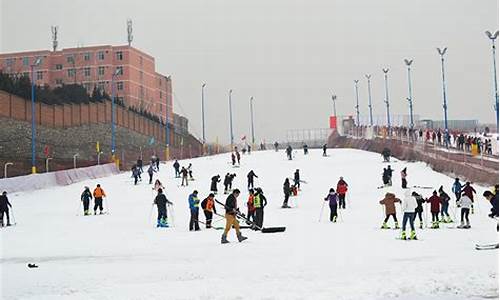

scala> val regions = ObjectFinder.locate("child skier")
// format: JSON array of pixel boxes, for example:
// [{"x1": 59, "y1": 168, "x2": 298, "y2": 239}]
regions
[
  {"x1": 154, "y1": 188, "x2": 173, "y2": 227},
  {"x1": 221, "y1": 189, "x2": 248, "y2": 244},
  {"x1": 80, "y1": 186, "x2": 92, "y2": 216},
  {"x1": 324, "y1": 188, "x2": 338, "y2": 222},
  {"x1": 0, "y1": 191, "x2": 12, "y2": 227},
  {"x1": 379, "y1": 192, "x2": 401, "y2": 229},
  {"x1": 93, "y1": 184, "x2": 106, "y2": 215},
  {"x1": 427, "y1": 190, "x2": 441, "y2": 228},
  {"x1": 457, "y1": 192, "x2": 473, "y2": 229},
  {"x1": 412, "y1": 191, "x2": 426, "y2": 229},
  {"x1": 247, "y1": 189, "x2": 256, "y2": 224},
  {"x1": 201, "y1": 193, "x2": 217, "y2": 229},
  {"x1": 439, "y1": 186, "x2": 452, "y2": 223},
  {"x1": 401, "y1": 189, "x2": 418, "y2": 240},
  {"x1": 187, "y1": 163, "x2": 194, "y2": 180},
  {"x1": 188, "y1": 190, "x2": 200, "y2": 231},
  {"x1": 282, "y1": 178, "x2": 291, "y2": 208},
  {"x1": 336, "y1": 177, "x2": 348, "y2": 209}
]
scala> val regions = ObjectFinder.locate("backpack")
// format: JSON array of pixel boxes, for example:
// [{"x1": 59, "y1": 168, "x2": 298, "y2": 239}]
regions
[{"x1": 201, "y1": 198, "x2": 208, "y2": 210}]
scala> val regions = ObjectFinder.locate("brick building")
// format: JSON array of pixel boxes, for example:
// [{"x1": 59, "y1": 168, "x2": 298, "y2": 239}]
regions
[{"x1": 0, "y1": 45, "x2": 172, "y2": 120}]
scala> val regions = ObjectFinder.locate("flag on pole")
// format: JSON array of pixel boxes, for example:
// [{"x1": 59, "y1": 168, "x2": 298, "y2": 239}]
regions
[{"x1": 96, "y1": 141, "x2": 100, "y2": 153}]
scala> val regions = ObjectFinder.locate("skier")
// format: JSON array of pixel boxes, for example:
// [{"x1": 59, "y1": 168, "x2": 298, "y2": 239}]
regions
[
  {"x1": 181, "y1": 167, "x2": 189, "y2": 186},
  {"x1": 253, "y1": 187, "x2": 268, "y2": 229},
  {"x1": 439, "y1": 186, "x2": 452, "y2": 223},
  {"x1": 483, "y1": 190, "x2": 499, "y2": 231},
  {"x1": 379, "y1": 192, "x2": 401, "y2": 229},
  {"x1": 223, "y1": 173, "x2": 231, "y2": 194},
  {"x1": 412, "y1": 191, "x2": 426, "y2": 229},
  {"x1": 303, "y1": 144, "x2": 308, "y2": 155},
  {"x1": 154, "y1": 188, "x2": 173, "y2": 227},
  {"x1": 401, "y1": 189, "x2": 418, "y2": 240},
  {"x1": 336, "y1": 177, "x2": 348, "y2": 209},
  {"x1": 457, "y1": 192, "x2": 473, "y2": 228},
  {"x1": 235, "y1": 149, "x2": 241, "y2": 165},
  {"x1": 427, "y1": 190, "x2": 441, "y2": 228},
  {"x1": 386, "y1": 166, "x2": 393, "y2": 186},
  {"x1": 322, "y1": 144, "x2": 327, "y2": 157},
  {"x1": 0, "y1": 191, "x2": 12, "y2": 227},
  {"x1": 155, "y1": 156, "x2": 160, "y2": 171},
  {"x1": 188, "y1": 190, "x2": 201, "y2": 231},
  {"x1": 282, "y1": 178, "x2": 291, "y2": 208},
  {"x1": 137, "y1": 157, "x2": 143, "y2": 173},
  {"x1": 201, "y1": 193, "x2": 217, "y2": 229},
  {"x1": 147, "y1": 164, "x2": 156, "y2": 184},
  {"x1": 451, "y1": 178, "x2": 463, "y2": 201},
  {"x1": 80, "y1": 186, "x2": 92, "y2": 216},
  {"x1": 231, "y1": 153, "x2": 236, "y2": 166},
  {"x1": 274, "y1": 141, "x2": 279, "y2": 152},
  {"x1": 294, "y1": 169, "x2": 301, "y2": 190},
  {"x1": 401, "y1": 167, "x2": 408, "y2": 189},
  {"x1": 132, "y1": 165, "x2": 140, "y2": 185},
  {"x1": 247, "y1": 189, "x2": 256, "y2": 224},
  {"x1": 324, "y1": 188, "x2": 338, "y2": 222},
  {"x1": 187, "y1": 163, "x2": 194, "y2": 180},
  {"x1": 286, "y1": 145, "x2": 293, "y2": 160},
  {"x1": 93, "y1": 184, "x2": 106, "y2": 215},
  {"x1": 247, "y1": 170, "x2": 258, "y2": 190},
  {"x1": 247, "y1": 144, "x2": 251, "y2": 154},
  {"x1": 382, "y1": 168, "x2": 389, "y2": 186},
  {"x1": 210, "y1": 175, "x2": 221, "y2": 194},
  {"x1": 221, "y1": 189, "x2": 248, "y2": 244},
  {"x1": 173, "y1": 160, "x2": 180, "y2": 178},
  {"x1": 228, "y1": 173, "x2": 236, "y2": 191},
  {"x1": 461, "y1": 182, "x2": 477, "y2": 214}
]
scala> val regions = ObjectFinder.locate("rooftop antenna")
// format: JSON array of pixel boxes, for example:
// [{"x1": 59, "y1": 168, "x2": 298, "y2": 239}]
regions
[
  {"x1": 51, "y1": 25, "x2": 58, "y2": 51},
  {"x1": 127, "y1": 19, "x2": 133, "y2": 46}
]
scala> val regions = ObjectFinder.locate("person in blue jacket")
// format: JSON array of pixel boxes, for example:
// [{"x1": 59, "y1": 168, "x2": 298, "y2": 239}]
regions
[
  {"x1": 324, "y1": 188, "x2": 338, "y2": 222},
  {"x1": 188, "y1": 190, "x2": 201, "y2": 231},
  {"x1": 452, "y1": 178, "x2": 463, "y2": 201}
]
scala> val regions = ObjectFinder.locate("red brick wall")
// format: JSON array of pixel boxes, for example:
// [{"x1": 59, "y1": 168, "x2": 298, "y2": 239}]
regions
[
  {"x1": 54, "y1": 106, "x2": 63, "y2": 127},
  {"x1": 63, "y1": 104, "x2": 72, "y2": 127},
  {"x1": 40, "y1": 103, "x2": 54, "y2": 127},
  {"x1": 81, "y1": 104, "x2": 89, "y2": 125}
]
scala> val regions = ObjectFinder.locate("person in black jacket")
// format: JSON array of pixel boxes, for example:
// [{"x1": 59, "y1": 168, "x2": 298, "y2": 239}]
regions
[
  {"x1": 0, "y1": 191, "x2": 12, "y2": 227},
  {"x1": 154, "y1": 188, "x2": 173, "y2": 227},
  {"x1": 223, "y1": 173, "x2": 231, "y2": 194},
  {"x1": 282, "y1": 178, "x2": 291, "y2": 208},
  {"x1": 211, "y1": 175, "x2": 221, "y2": 194},
  {"x1": 286, "y1": 145, "x2": 293, "y2": 160},
  {"x1": 173, "y1": 160, "x2": 180, "y2": 178},
  {"x1": 483, "y1": 190, "x2": 499, "y2": 231},
  {"x1": 137, "y1": 158, "x2": 143, "y2": 173},
  {"x1": 247, "y1": 170, "x2": 258, "y2": 190},
  {"x1": 81, "y1": 186, "x2": 93, "y2": 216},
  {"x1": 322, "y1": 144, "x2": 327, "y2": 156},
  {"x1": 412, "y1": 191, "x2": 425, "y2": 229},
  {"x1": 222, "y1": 189, "x2": 247, "y2": 244},
  {"x1": 294, "y1": 169, "x2": 301, "y2": 190}
]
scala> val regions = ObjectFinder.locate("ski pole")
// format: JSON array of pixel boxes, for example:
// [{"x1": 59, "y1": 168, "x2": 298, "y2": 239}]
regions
[{"x1": 319, "y1": 200, "x2": 326, "y2": 222}]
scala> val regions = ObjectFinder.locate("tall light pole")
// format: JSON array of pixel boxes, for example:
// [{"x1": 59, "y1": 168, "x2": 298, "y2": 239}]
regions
[
  {"x1": 30, "y1": 57, "x2": 42, "y2": 174},
  {"x1": 486, "y1": 30, "x2": 499, "y2": 133},
  {"x1": 365, "y1": 74, "x2": 374, "y2": 126},
  {"x1": 250, "y1": 96, "x2": 255, "y2": 147},
  {"x1": 404, "y1": 59, "x2": 415, "y2": 129},
  {"x1": 111, "y1": 69, "x2": 120, "y2": 161},
  {"x1": 331, "y1": 95, "x2": 337, "y2": 117},
  {"x1": 229, "y1": 89, "x2": 234, "y2": 149},
  {"x1": 382, "y1": 68, "x2": 391, "y2": 130},
  {"x1": 437, "y1": 47, "x2": 449, "y2": 146},
  {"x1": 45, "y1": 157, "x2": 52, "y2": 172},
  {"x1": 73, "y1": 153, "x2": 79, "y2": 169},
  {"x1": 201, "y1": 83, "x2": 206, "y2": 145},
  {"x1": 165, "y1": 76, "x2": 171, "y2": 161},
  {"x1": 354, "y1": 80, "x2": 360, "y2": 125}
]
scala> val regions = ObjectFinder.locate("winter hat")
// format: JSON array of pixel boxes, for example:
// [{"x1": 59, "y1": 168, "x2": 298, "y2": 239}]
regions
[
  {"x1": 329, "y1": 188, "x2": 335, "y2": 193},
  {"x1": 158, "y1": 188, "x2": 163, "y2": 194},
  {"x1": 209, "y1": 193, "x2": 215, "y2": 198},
  {"x1": 233, "y1": 189, "x2": 241, "y2": 194}
]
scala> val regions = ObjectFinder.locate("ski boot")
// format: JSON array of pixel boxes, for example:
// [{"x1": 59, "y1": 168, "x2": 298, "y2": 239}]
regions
[
  {"x1": 237, "y1": 232, "x2": 248, "y2": 242},
  {"x1": 464, "y1": 221, "x2": 471, "y2": 229},
  {"x1": 457, "y1": 221, "x2": 464, "y2": 229},
  {"x1": 394, "y1": 221, "x2": 400, "y2": 230},
  {"x1": 400, "y1": 231, "x2": 407, "y2": 240},
  {"x1": 409, "y1": 230, "x2": 417, "y2": 240},
  {"x1": 221, "y1": 234, "x2": 229, "y2": 244},
  {"x1": 333, "y1": 216, "x2": 337, "y2": 223},
  {"x1": 381, "y1": 222, "x2": 389, "y2": 229},
  {"x1": 432, "y1": 221, "x2": 440, "y2": 229}
]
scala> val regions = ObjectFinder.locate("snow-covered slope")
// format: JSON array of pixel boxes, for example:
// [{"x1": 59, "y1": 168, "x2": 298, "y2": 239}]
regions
[{"x1": 1, "y1": 149, "x2": 498, "y2": 300}]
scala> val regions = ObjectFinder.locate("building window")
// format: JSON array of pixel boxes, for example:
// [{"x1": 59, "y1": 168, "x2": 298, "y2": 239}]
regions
[
  {"x1": 55, "y1": 79, "x2": 63, "y2": 85},
  {"x1": 97, "y1": 81, "x2": 105, "y2": 91},
  {"x1": 116, "y1": 51, "x2": 123, "y2": 60},
  {"x1": 84, "y1": 52, "x2": 91, "y2": 61},
  {"x1": 116, "y1": 66, "x2": 123, "y2": 75},
  {"x1": 36, "y1": 71, "x2": 43, "y2": 80},
  {"x1": 98, "y1": 66, "x2": 105, "y2": 76},
  {"x1": 23, "y1": 57, "x2": 29, "y2": 66},
  {"x1": 5, "y1": 58, "x2": 14, "y2": 67},
  {"x1": 67, "y1": 55, "x2": 75, "y2": 64},
  {"x1": 97, "y1": 51, "x2": 105, "y2": 60},
  {"x1": 117, "y1": 81, "x2": 124, "y2": 90},
  {"x1": 84, "y1": 67, "x2": 91, "y2": 77},
  {"x1": 55, "y1": 64, "x2": 63, "y2": 70},
  {"x1": 67, "y1": 68, "x2": 76, "y2": 77}
]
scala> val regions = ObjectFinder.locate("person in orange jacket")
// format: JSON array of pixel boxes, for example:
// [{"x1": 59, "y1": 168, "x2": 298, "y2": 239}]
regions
[
  {"x1": 93, "y1": 184, "x2": 106, "y2": 215},
  {"x1": 246, "y1": 189, "x2": 256, "y2": 224}
]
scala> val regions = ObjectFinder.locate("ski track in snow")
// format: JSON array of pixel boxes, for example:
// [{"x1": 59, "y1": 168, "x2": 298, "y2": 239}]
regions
[{"x1": 0, "y1": 149, "x2": 498, "y2": 300}]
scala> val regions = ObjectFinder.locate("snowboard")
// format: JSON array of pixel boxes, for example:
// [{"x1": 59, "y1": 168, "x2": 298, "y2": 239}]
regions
[{"x1": 475, "y1": 243, "x2": 499, "y2": 250}]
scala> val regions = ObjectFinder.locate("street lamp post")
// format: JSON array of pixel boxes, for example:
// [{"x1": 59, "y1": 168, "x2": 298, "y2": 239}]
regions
[
  {"x1": 404, "y1": 59, "x2": 415, "y2": 129},
  {"x1": 73, "y1": 153, "x2": 79, "y2": 169},
  {"x1": 486, "y1": 30, "x2": 499, "y2": 133},
  {"x1": 30, "y1": 58, "x2": 42, "y2": 174},
  {"x1": 164, "y1": 76, "x2": 171, "y2": 161},
  {"x1": 365, "y1": 74, "x2": 374, "y2": 126},
  {"x1": 354, "y1": 80, "x2": 360, "y2": 126},
  {"x1": 229, "y1": 89, "x2": 234, "y2": 149},
  {"x1": 45, "y1": 157, "x2": 52, "y2": 172},
  {"x1": 382, "y1": 69, "x2": 391, "y2": 132},
  {"x1": 4, "y1": 162, "x2": 13, "y2": 178},
  {"x1": 201, "y1": 83, "x2": 206, "y2": 145},
  {"x1": 437, "y1": 47, "x2": 449, "y2": 147},
  {"x1": 97, "y1": 151, "x2": 103, "y2": 165},
  {"x1": 250, "y1": 96, "x2": 255, "y2": 147},
  {"x1": 331, "y1": 95, "x2": 337, "y2": 117}
]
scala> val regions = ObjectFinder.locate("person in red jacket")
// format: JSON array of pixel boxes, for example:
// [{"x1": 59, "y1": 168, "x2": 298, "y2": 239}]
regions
[
  {"x1": 461, "y1": 182, "x2": 477, "y2": 214},
  {"x1": 427, "y1": 190, "x2": 441, "y2": 228},
  {"x1": 336, "y1": 177, "x2": 348, "y2": 209}
]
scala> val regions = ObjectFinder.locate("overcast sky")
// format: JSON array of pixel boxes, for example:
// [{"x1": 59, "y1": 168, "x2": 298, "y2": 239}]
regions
[{"x1": 1, "y1": 0, "x2": 498, "y2": 143}]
